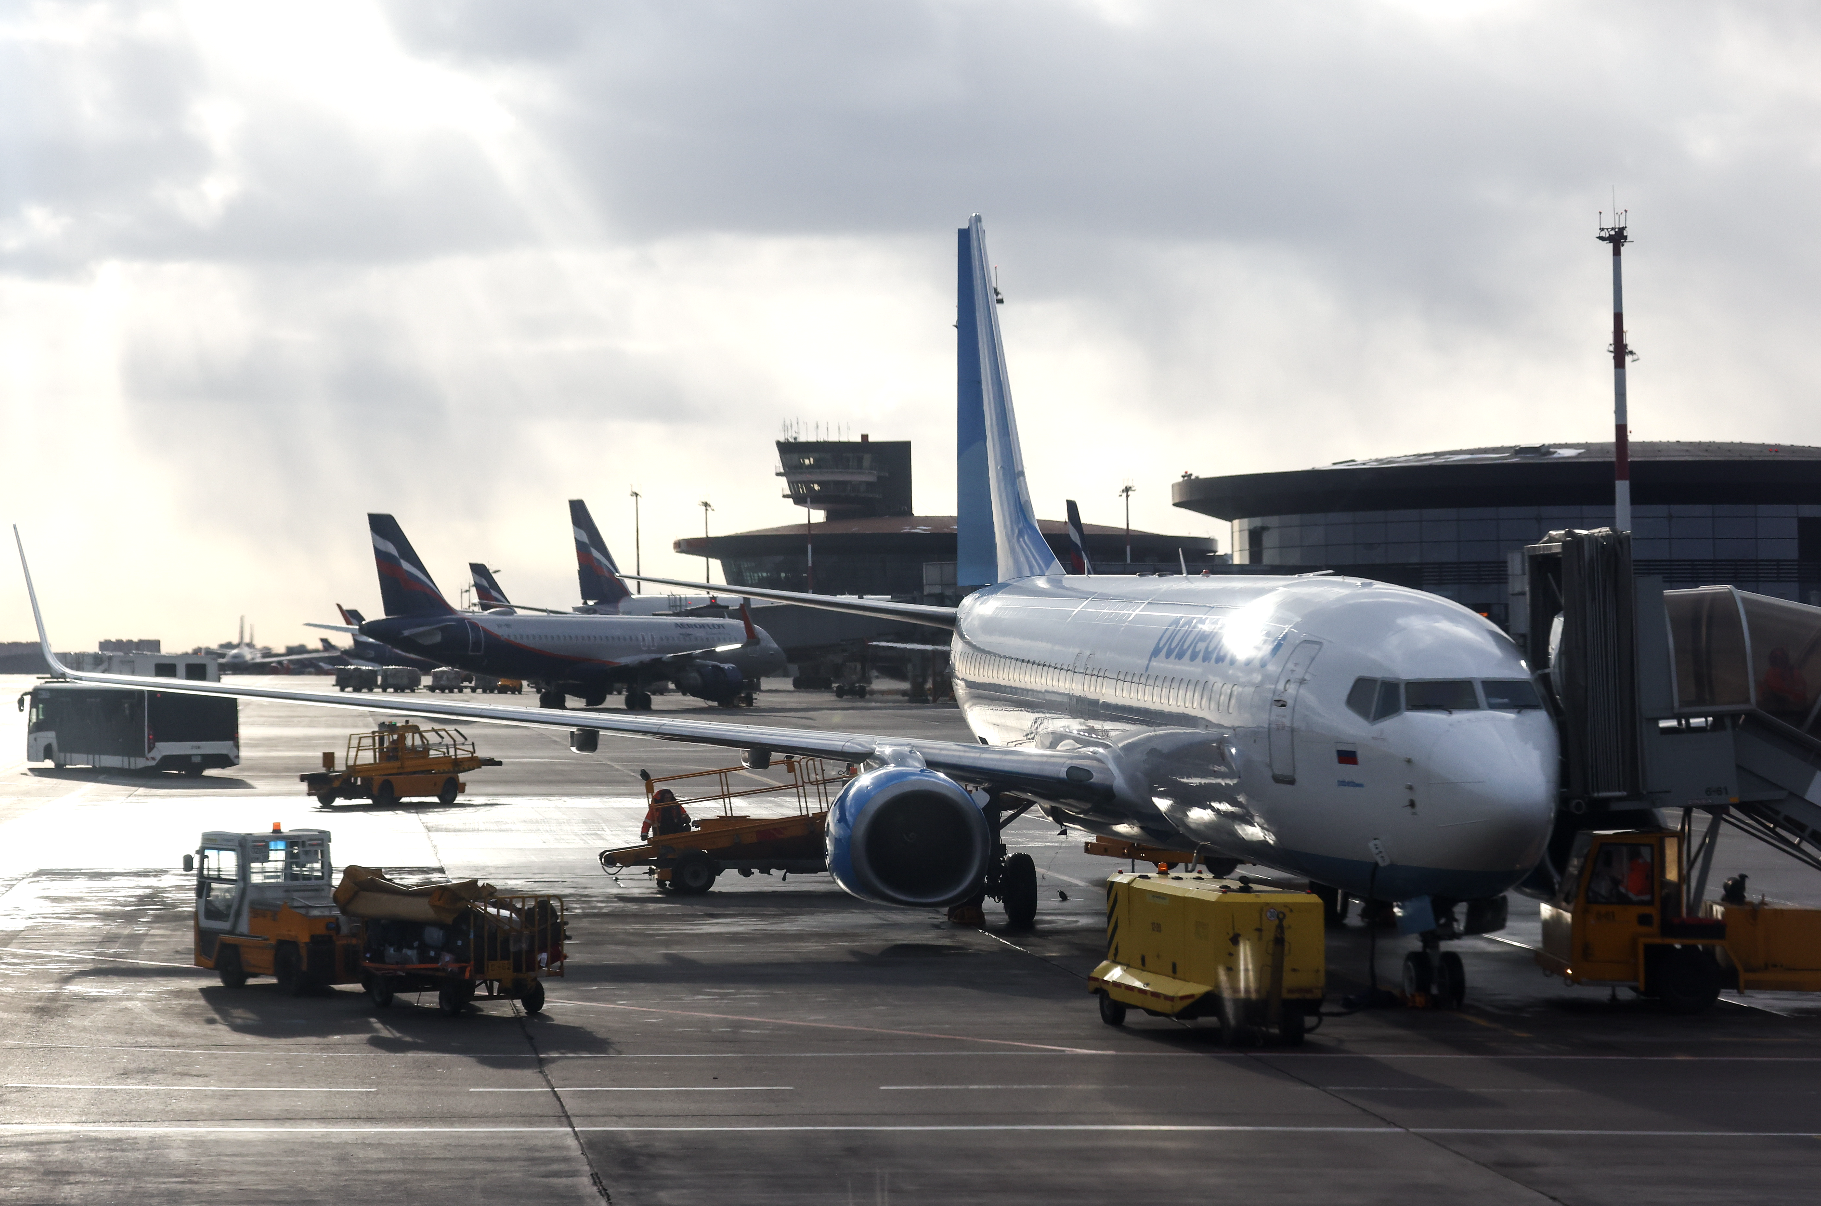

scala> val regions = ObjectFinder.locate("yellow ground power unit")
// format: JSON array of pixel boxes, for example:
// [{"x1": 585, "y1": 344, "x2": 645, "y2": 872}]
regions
[{"x1": 1091, "y1": 872, "x2": 1324, "y2": 1044}]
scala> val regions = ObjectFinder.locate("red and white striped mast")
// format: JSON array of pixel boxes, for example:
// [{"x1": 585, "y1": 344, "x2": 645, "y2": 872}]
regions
[{"x1": 1597, "y1": 210, "x2": 1636, "y2": 532}]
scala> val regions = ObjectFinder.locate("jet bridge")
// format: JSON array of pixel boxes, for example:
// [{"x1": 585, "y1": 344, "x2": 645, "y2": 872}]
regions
[{"x1": 1523, "y1": 528, "x2": 1821, "y2": 900}]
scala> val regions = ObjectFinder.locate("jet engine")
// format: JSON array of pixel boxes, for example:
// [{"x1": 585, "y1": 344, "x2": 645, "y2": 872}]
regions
[
  {"x1": 675, "y1": 661, "x2": 744, "y2": 703},
  {"x1": 826, "y1": 766, "x2": 992, "y2": 907}
]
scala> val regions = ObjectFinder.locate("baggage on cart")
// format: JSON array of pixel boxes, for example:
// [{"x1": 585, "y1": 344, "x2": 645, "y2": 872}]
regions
[{"x1": 335, "y1": 866, "x2": 567, "y2": 1016}]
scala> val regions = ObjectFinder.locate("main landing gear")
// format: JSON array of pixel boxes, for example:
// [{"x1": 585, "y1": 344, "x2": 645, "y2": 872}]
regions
[
  {"x1": 623, "y1": 689, "x2": 653, "y2": 711},
  {"x1": 1403, "y1": 940, "x2": 1466, "y2": 1010},
  {"x1": 538, "y1": 690, "x2": 567, "y2": 709}
]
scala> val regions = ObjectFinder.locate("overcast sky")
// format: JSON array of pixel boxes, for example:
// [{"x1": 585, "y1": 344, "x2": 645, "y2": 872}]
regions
[{"x1": 5, "y1": 0, "x2": 1819, "y2": 649}]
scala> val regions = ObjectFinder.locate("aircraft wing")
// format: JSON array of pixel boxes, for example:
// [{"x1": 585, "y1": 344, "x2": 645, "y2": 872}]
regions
[
  {"x1": 15, "y1": 530, "x2": 1111, "y2": 807},
  {"x1": 622, "y1": 574, "x2": 956, "y2": 630}
]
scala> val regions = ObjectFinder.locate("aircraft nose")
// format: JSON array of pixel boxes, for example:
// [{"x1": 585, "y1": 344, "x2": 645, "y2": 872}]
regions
[{"x1": 1420, "y1": 716, "x2": 1557, "y2": 880}]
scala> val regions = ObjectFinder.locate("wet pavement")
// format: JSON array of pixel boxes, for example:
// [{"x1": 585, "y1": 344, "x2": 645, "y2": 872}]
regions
[{"x1": 2, "y1": 674, "x2": 1819, "y2": 1204}]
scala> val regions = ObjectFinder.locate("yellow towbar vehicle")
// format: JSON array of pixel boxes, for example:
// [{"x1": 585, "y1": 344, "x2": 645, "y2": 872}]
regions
[
  {"x1": 301, "y1": 722, "x2": 501, "y2": 806},
  {"x1": 1091, "y1": 871, "x2": 1324, "y2": 1044}
]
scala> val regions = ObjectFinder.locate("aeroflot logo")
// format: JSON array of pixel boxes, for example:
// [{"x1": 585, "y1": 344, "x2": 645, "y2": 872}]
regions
[
  {"x1": 1146, "y1": 617, "x2": 1288, "y2": 670},
  {"x1": 372, "y1": 534, "x2": 438, "y2": 592}
]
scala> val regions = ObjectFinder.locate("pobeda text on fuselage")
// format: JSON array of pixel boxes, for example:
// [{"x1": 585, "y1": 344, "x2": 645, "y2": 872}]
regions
[{"x1": 947, "y1": 572, "x2": 1556, "y2": 903}]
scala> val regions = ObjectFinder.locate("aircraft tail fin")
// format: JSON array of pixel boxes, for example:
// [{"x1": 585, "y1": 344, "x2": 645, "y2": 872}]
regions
[
  {"x1": 569, "y1": 499, "x2": 631, "y2": 612},
  {"x1": 367, "y1": 514, "x2": 455, "y2": 618},
  {"x1": 962, "y1": 215, "x2": 1062, "y2": 582},
  {"x1": 1064, "y1": 500, "x2": 1094, "y2": 575},
  {"x1": 469, "y1": 563, "x2": 511, "y2": 609}
]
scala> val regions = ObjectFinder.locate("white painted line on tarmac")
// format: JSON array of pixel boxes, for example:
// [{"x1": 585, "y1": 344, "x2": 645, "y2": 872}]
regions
[
  {"x1": 547, "y1": 997, "x2": 1113, "y2": 1054},
  {"x1": 0, "y1": 950, "x2": 199, "y2": 969},
  {"x1": 1322, "y1": 1086, "x2": 1571, "y2": 1093},
  {"x1": 0, "y1": 1123, "x2": 1817, "y2": 1138},
  {"x1": 472, "y1": 1086, "x2": 794, "y2": 1093},
  {"x1": 6, "y1": 1084, "x2": 378, "y2": 1092},
  {"x1": 880, "y1": 1085, "x2": 1131, "y2": 1091}
]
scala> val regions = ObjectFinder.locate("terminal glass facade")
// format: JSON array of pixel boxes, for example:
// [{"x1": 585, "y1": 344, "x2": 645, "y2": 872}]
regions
[{"x1": 1233, "y1": 504, "x2": 1821, "y2": 630}]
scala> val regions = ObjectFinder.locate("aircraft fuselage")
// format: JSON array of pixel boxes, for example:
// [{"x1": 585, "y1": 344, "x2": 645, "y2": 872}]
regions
[{"x1": 950, "y1": 573, "x2": 1557, "y2": 903}]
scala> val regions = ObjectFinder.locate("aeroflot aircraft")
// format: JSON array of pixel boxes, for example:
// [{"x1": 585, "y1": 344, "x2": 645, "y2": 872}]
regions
[
  {"x1": 361, "y1": 513, "x2": 786, "y2": 709},
  {"x1": 15, "y1": 215, "x2": 1556, "y2": 1002}
]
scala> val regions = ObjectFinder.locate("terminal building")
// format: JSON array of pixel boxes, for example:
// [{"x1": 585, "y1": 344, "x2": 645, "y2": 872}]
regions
[
  {"x1": 681, "y1": 435, "x2": 1219, "y2": 602},
  {"x1": 1171, "y1": 441, "x2": 1821, "y2": 633}
]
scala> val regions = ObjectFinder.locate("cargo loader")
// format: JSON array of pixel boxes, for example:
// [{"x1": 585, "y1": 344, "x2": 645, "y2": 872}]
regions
[{"x1": 600, "y1": 757, "x2": 855, "y2": 894}]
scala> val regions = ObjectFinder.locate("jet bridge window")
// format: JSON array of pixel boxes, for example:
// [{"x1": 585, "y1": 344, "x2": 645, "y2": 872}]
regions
[
  {"x1": 1345, "y1": 678, "x2": 1404, "y2": 723},
  {"x1": 1405, "y1": 680, "x2": 1480, "y2": 712}
]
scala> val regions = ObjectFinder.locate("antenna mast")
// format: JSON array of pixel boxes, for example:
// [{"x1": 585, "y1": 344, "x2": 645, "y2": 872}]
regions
[{"x1": 1597, "y1": 209, "x2": 1636, "y2": 532}]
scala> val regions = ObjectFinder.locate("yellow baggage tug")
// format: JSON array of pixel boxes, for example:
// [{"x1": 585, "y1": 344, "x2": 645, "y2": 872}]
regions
[
  {"x1": 1091, "y1": 871, "x2": 1324, "y2": 1044},
  {"x1": 301, "y1": 721, "x2": 500, "y2": 806},
  {"x1": 191, "y1": 826, "x2": 366, "y2": 991}
]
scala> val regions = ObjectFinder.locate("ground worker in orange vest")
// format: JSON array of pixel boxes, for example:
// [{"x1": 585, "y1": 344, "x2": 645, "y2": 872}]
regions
[{"x1": 641, "y1": 788, "x2": 693, "y2": 840}]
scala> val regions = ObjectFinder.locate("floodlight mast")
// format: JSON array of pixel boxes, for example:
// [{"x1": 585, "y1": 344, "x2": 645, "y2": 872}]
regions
[{"x1": 1597, "y1": 210, "x2": 1636, "y2": 532}]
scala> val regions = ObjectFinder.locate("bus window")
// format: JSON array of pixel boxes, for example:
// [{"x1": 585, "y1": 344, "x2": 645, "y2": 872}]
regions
[{"x1": 198, "y1": 848, "x2": 240, "y2": 923}]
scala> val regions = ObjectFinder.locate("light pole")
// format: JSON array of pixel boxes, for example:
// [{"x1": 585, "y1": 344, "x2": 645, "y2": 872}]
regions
[
  {"x1": 1119, "y1": 483, "x2": 1135, "y2": 564},
  {"x1": 699, "y1": 500, "x2": 714, "y2": 583},
  {"x1": 1597, "y1": 210, "x2": 1637, "y2": 532},
  {"x1": 629, "y1": 488, "x2": 642, "y2": 594}
]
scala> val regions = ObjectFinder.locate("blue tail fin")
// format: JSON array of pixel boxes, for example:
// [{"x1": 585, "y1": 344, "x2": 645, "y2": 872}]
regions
[
  {"x1": 1064, "y1": 500, "x2": 1094, "y2": 575},
  {"x1": 569, "y1": 499, "x2": 632, "y2": 611},
  {"x1": 339, "y1": 605, "x2": 366, "y2": 627},
  {"x1": 962, "y1": 215, "x2": 1062, "y2": 582},
  {"x1": 368, "y1": 514, "x2": 455, "y2": 618},
  {"x1": 469, "y1": 563, "x2": 511, "y2": 609}
]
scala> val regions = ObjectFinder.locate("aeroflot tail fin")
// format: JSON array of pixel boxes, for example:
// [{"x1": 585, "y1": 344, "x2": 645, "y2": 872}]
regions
[
  {"x1": 1064, "y1": 500, "x2": 1094, "y2": 575},
  {"x1": 469, "y1": 563, "x2": 510, "y2": 608},
  {"x1": 963, "y1": 215, "x2": 1063, "y2": 582},
  {"x1": 569, "y1": 499, "x2": 632, "y2": 612},
  {"x1": 367, "y1": 514, "x2": 455, "y2": 618}
]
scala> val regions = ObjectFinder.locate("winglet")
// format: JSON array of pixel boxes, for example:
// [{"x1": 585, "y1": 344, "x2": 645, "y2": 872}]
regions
[{"x1": 13, "y1": 526, "x2": 72, "y2": 678}]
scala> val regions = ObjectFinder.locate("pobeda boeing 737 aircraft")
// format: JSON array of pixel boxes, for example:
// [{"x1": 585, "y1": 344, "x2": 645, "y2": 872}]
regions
[{"x1": 14, "y1": 215, "x2": 1556, "y2": 1003}]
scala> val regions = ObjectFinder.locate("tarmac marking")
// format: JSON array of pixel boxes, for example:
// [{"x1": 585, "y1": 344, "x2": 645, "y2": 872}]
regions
[
  {"x1": 879, "y1": 1085, "x2": 1133, "y2": 1090},
  {"x1": 547, "y1": 997, "x2": 1114, "y2": 1054},
  {"x1": 0, "y1": 1124, "x2": 1817, "y2": 1138},
  {"x1": 5, "y1": 1084, "x2": 377, "y2": 1092},
  {"x1": 0, "y1": 949, "x2": 199, "y2": 969},
  {"x1": 471, "y1": 1086, "x2": 794, "y2": 1093}
]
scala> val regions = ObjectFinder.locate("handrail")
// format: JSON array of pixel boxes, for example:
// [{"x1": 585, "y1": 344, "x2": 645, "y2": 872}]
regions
[{"x1": 642, "y1": 756, "x2": 856, "y2": 818}]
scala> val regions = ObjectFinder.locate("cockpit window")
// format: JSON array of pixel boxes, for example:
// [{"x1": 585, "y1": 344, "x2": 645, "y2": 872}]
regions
[
  {"x1": 1345, "y1": 677, "x2": 1404, "y2": 723},
  {"x1": 1405, "y1": 680, "x2": 1480, "y2": 712},
  {"x1": 1482, "y1": 679, "x2": 1543, "y2": 710}
]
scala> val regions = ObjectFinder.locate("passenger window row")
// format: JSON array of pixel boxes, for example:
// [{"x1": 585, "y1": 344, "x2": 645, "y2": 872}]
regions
[{"x1": 1346, "y1": 676, "x2": 1541, "y2": 722}]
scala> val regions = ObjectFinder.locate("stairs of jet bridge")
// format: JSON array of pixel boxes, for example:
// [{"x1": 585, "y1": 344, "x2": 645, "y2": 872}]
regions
[{"x1": 1728, "y1": 715, "x2": 1821, "y2": 873}]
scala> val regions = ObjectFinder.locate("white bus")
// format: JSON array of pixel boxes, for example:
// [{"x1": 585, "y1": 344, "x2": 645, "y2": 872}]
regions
[{"x1": 19, "y1": 683, "x2": 239, "y2": 775}]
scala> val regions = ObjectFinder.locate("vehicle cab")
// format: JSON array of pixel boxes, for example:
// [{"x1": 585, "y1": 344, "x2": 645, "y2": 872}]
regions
[{"x1": 191, "y1": 827, "x2": 363, "y2": 992}]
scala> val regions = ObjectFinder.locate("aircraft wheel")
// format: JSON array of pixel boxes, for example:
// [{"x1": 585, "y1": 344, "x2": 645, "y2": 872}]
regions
[
  {"x1": 539, "y1": 690, "x2": 567, "y2": 709},
  {"x1": 1097, "y1": 990, "x2": 1126, "y2": 1027},
  {"x1": 1002, "y1": 853, "x2": 1038, "y2": 929},
  {"x1": 583, "y1": 692, "x2": 606, "y2": 707},
  {"x1": 1434, "y1": 951, "x2": 1466, "y2": 1009},
  {"x1": 373, "y1": 780, "x2": 398, "y2": 807},
  {"x1": 216, "y1": 944, "x2": 248, "y2": 989},
  {"x1": 437, "y1": 777, "x2": 459, "y2": 806},
  {"x1": 671, "y1": 852, "x2": 718, "y2": 895},
  {"x1": 1402, "y1": 951, "x2": 1434, "y2": 999},
  {"x1": 635, "y1": 691, "x2": 654, "y2": 711}
]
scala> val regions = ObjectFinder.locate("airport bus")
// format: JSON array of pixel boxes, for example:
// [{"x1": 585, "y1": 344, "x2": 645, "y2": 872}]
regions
[{"x1": 18, "y1": 682, "x2": 239, "y2": 774}]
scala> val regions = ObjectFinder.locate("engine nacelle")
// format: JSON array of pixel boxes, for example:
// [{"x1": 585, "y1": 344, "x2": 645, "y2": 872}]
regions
[
  {"x1": 676, "y1": 661, "x2": 744, "y2": 702},
  {"x1": 826, "y1": 766, "x2": 992, "y2": 908}
]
